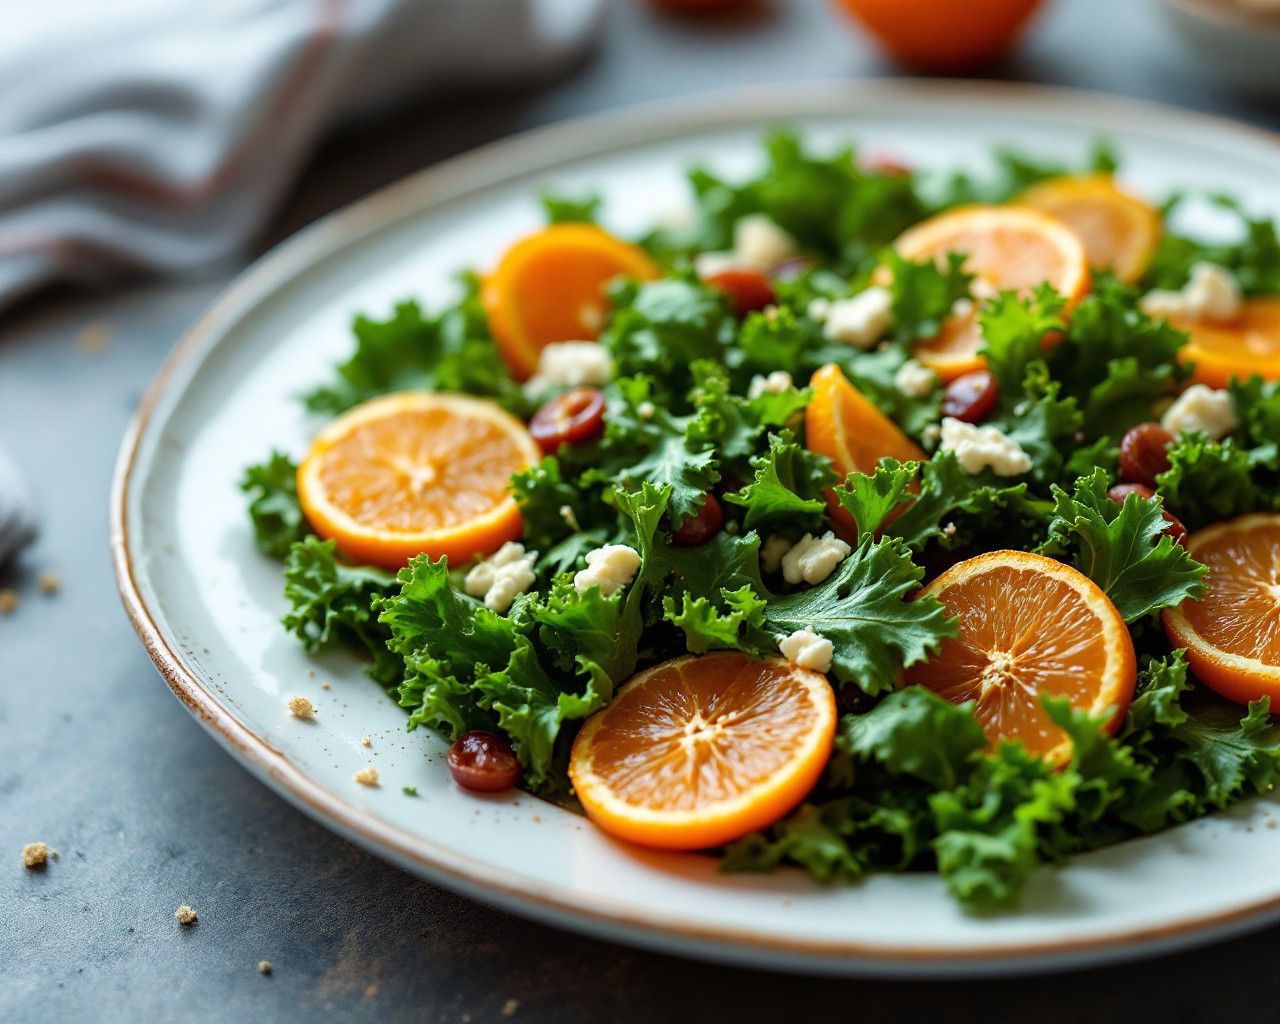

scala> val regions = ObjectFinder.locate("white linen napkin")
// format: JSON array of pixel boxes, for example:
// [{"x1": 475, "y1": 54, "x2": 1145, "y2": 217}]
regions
[{"x1": 0, "y1": 0, "x2": 606, "y2": 313}]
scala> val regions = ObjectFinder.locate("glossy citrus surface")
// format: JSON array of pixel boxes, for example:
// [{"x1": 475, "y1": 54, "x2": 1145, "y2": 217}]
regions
[
  {"x1": 1163, "y1": 514, "x2": 1280, "y2": 705},
  {"x1": 1170, "y1": 297, "x2": 1280, "y2": 389},
  {"x1": 482, "y1": 223, "x2": 660, "y2": 380},
  {"x1": 297, "y1": 391, "x2": 540, "y2": 568},
  {"x1": 1018, "y1": 174, "x2": 1162, "y2": 283},
  {"x1": 893, "y1": 204, "x2": 1091, "y2": 380},
  {"x1": 904, "y1": 550, "x2": 1137, "y2": 767},
  {"x1": 569, "y1": 652, "x2": 837, "y2": 851}
]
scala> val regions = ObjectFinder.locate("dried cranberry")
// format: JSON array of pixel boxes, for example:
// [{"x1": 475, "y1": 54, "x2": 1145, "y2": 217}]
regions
[
  {"x1": 1118, "y1": 422, "x2": 1174, "y2": 489},
  {"x1": 706, "y1": 269, "x2": 777, "y2": 319},
  {"x1": 1106, "y1": 484, "x2": 1188, "y2": 546},
  {"x1": 941, "y1": 369, "x2": 999, "y2": 424},
  {"x1": 672, "y1": 493, "x2": 725, "y2": 547},
  {"x1": 529, "y1": 387, "x2": 606, "y2": 455},
  {"x1": 447, "y1": 731, "x2": 521, "y2": 792}
]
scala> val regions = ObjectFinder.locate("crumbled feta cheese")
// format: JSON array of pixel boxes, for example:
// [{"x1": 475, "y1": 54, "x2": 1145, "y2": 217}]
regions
[
  {"x1": 822, "y1": 288, "x2": 894, "y2": 349},
  {"x1": 693, "y1": 251, "x2": 740, "y2": 279},
  {"x1": 920, "y1": 424, "x2": 942, "y2": 452},
  {"x1": 1140, "y1": 262, "x2": 1242, "y2": 324},
  {"x1": 777, "y1": 629, "x2": 834, "y2": 673},
  {"x1": 759, "y1": 535, "x2": 792, "y2": 574},
  {"x1": 1160, "y1": 383, "x2": 1239, "y2": 440},
  {"x1": 465, "y1": 542, "x2": 536, "y2": 614},
  {"x1": 747, "y1": 370, "x2": 794, "y2": 399},
  {"x1": 807, "y1": 298, "x2": 831, "y2": 322},
  {"x1": 573, "y1": 544, "x2": 641, "y2": 597},
  {"x1": 733, "y1": 214, "x2": 797, "y2": 269},
  {"x1": 893, "y1": 358, "x2": 937, "y2": 398},
  {"x1": 522, "y1": 341, "x2": 611, "y2": 395},
  {"x1": 939, "y1": 417, "x2": 1033, "y2": 476},
  {"x1": 781, "y1": 531, "x2": 851, "y2": 586},
  {"x1": 354, "y1": 766, "x2": 380, "y2": 787},
  {"x1": 636, "y1": 400, "x2": 656, "y2": 419}
]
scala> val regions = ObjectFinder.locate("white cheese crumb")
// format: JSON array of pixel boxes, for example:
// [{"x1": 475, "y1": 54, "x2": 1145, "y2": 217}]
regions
[
  {"x1": 759, "y1": 535, "x2": 793, "y2": 574},
  {"x1": 287, "y1": 696, "x2": 315, "y2": 720},
  {"x1": 920, "y1": 424, "x2": 942, "y2": 452},
  {"x1": 747, "y1": 370, "x2": 795, "y2": 399},
  {"x1": 822, "y1": 287, "x2": 894, "y2": 349},
  {"x1": 693, "y1": 250, "x2": 740, "y2": 279},
  {"x1": 361, "y1": 736, "x2": 371, "y2": 747},
  {"x1": 807, "y1": 297, "x2": 831, "y2": 322},
  {"x1": 777, "y1": 629, "x2": 834, "y2": 673},
  {"x1": 573, "y1": 544, "x2": 641, "y2": 597},
  {"x1": 354, "y1": 766, "x2": 380, "y2": 787},
  {"x1": 1160, "y1": 383, "x2": 1239, "y2": 440},
  {"x1": 175, "y1": 905, "x2": 197, "y2": 925},
  {"x1": 636, "y1": 400, "x2": 656, "y2": 419},
  {"x1": 1140, "y1": 262, "x2": 1242, "y2": 324},
  {"x1": 939, "y1": 417, "x2": 1033, "y2": 476},
  {"x1": 733, "y1": 214, "x2": 797, "y2": 270},
  {"x1": 522, "y1": 341, "x2": 611, "y2": 396},
  {"x1": 893, "y1": 358, "x2": 938, "y2": 398},
  {"x1": 464, "y1": 542, "x2": 537, "y2": 614},
  {"x1": 781, "y1": 531, "x2": 851, "y2": 586}
]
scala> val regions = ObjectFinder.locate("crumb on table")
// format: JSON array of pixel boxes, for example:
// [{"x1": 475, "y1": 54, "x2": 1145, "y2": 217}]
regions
[
  {"x1": 354, "y1": 766, "x2": 379, "y2": 787},
  {"x1": 287, "y1": 696, "x2": 315, "y2": 720},
  {"x1": 320, "y1": 681, "x2": 331, "y2": 690},
  {"x1": 0, "y1": 589, "x2": 18, "y2": 615},
  {"x1": 360, "y1": 736, "x2": 371, "y2": 747},
  {"x1": 37, "y1": 571, "x2": 60, "y2": 595},
  {"x1": 76, "y1": 323, "x2": 110, "y2": 354},
  {"x1": 175, "y1": 904, "x2": 198, "y2": 925},
  {"x1": 21, "y1": 842, "x2": 49, "y2": 867},
  {"x1": 502, "y1": 998, "x2": 520, "y2": 1018},
  {"x1": 258, "y1": 961, "x2": 272, "y2": 975}
]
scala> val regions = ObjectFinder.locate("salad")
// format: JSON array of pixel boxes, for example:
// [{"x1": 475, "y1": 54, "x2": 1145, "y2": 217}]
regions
[{"x1": 243, "y1": 132, "x2": 1280, "y2": 910}]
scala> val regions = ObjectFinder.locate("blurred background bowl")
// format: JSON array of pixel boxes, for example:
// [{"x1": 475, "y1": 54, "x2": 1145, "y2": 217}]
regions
[{"x1": 1159, "y1": 0, "x2": 1280, "y2": 97}]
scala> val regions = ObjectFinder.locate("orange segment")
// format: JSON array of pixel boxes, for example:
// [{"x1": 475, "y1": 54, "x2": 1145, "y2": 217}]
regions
[
  {"x1": 1017, "y1": 174, "x2": 1162, "y2": 284},
  {"x1": 568, "y1": 652, "x2": 837, "y2": 851},
  {"x1": 482, "y1": 223, "x2": 660, "y2": 381},
  {"x1": 1168, "y1": 297, "x2": 1280, "y2": 389},
  {"x1": 804, "y1": 363, "x2": 925, "y2": 538},
  {"x1": 297, "y1": 391, "x2": 540, "y2": 569},
  {"x1": 1163, "y1": 514, "x2": 1280, "y2": 705},
  {"x1": 892, "y1": 205, "x2": 1091, "y2": 380},
  {"x1": 904, "y1": 551, "x2": 1137, "y2": 767}
]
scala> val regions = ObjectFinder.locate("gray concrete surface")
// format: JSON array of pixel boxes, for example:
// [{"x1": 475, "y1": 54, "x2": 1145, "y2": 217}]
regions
[{"x1": 5, "y1": 1, "x2": 1280, "y2": 1020}]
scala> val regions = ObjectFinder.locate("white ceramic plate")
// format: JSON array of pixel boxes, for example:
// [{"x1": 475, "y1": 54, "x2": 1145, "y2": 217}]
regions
[{"x1": 112, "y1": 81, "x2": 1280, "y2": 977}]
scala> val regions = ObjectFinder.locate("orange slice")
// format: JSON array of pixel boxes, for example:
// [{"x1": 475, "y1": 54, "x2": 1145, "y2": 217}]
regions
[
  {"x1": 804, "y1": 363, "x2": 926, "y2": 539},
  {"x1": 1168, "y1": 297, "x2": 1280, "y2": 389},
  {"x1": 1163, "y1": 514, "x2": 1280, "y2": 705},
  {"x1": 892, "y1": 205, "x2": 1091, "y2": 380},
  {"x1": 568, "y1": 652, "x2": 837, "y2": 851},
  {"x1": 904, "y1": 551, "x2": 1137, "y2": 766},
  {"x1": 482, "y1": 223, "x2": 660, "y2": 381},
  {"x1": 297, "y1": 391, "x2": 540, "y2": 569},
  {"x1": 1017, "y1": 174, "x2": 1161, "y2": 284}
]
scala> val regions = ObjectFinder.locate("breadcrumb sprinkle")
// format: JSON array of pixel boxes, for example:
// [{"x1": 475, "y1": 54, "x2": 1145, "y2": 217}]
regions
[
  {"x1": 175, "y1": 905, "x2": 198, "y2": 925},
  {"x1": 21, "y1": 842, "x2": 49, "y2": 867},
  {"x1": 354, "y1": 766, "x2": 379, "y2": 787},
  {"x1": 258, "y1": 961, "x2": 272, "y2": 975},
  {"x1": 0, "y1": 589, "x2": 17, "y2": 615},
  {"x1": 37, "y1": 571, "x2": 60, "y2": 595},
  {"x1": 501, "y1": 999, "x2": 520, "y2": 1018},
  {"x1": 320, "y1": 681, "x2": 331, "y2": 690},
  {"x1": 360, "y1": 736, "x2": 371, "y2": 747},
  {"x1": 287, "y1": 696, "x2": 315, "y2": 719}
]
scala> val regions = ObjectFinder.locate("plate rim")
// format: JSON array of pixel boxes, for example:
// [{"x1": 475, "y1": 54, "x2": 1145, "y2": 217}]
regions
[{"x1": 110, "y1": 78, "x2": 1280, "y2": 974}]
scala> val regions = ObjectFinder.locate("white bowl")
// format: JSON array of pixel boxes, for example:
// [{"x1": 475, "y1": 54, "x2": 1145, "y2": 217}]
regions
[{"x1": 1159, "y1": 0, "x2": 1280, "y2": 97}]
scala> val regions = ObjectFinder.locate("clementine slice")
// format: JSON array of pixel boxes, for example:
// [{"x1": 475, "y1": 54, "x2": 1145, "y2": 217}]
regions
[
  {"x1": 1169, "y1": 297, "x2": 1280, "y2": 389},
  {"x1": 892, "y1": 205, "x2": 1091, "y2": 380},
  {"x1": 568, "y1": 652, "x2": 837, "y2": 851},
  {"x1": 904, "y1": 550, "x2": 1137, "y2": 767},
  {"x1": 805, "y1": 363, "x2": 926, "y2": 538},
  {"x1": 297, "y1": 391, "x2": 540, "y2": 569},
  {"x1": 1163, "y1": 514, "x2": 1280, "y2": 705},
  {"x1": 482, "y1": 223, "x2": 660, "y2": 381},
  {"x1": 1017, "y1": 174, "x2": 1162, "y2": 284}
]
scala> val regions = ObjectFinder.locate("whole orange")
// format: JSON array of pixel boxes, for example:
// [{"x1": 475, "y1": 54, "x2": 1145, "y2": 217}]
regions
[{"x1": 832, "y1": 0, "x2": 1046, "y2": 72}]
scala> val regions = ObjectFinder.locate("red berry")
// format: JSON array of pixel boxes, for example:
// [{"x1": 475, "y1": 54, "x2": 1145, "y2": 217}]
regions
[
  {"x1": 1106, "y1": 484, "x2": 1188, "y2": 546},
  {"x1": 529, "y1": 387, "x2": 606, "y2": 455},
  {"x1": 447, "y1": 731, "x2": 522, "y2": 792},
  {"x1": 1118, "y1": 422, "x2": 1174, "y2": 489},
  {"x1": 942, "y1": 369, "x2": 999, "y2": 424},
  {"x1": 706, "y1": 269, "x2": 777, "y2": 319},
  {"x1": 672, "y1": 493, "x2": 725, "y2": 547}
]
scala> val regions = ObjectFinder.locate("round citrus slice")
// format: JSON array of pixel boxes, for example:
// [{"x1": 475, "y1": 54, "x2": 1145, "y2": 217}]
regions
[
  {"x1": 892, "y1": 204, "x2": 1091, "y2": 380},
  {"x1": 903, "y1": 550, "x2": 1137, "y2": 767},
  {"x1": 482, "y1": 223, "x2": 660, "y2": 381},
  {"x1": 1170, "y1": 297, "x2": 1280, "y2": 389},
  {"x1": 297, "y1": 391, "x2": 540, "y2": 569},
  {"x1": 1017, "y1": 174, "x2": 1162, "y2": 284},
  {"x1": 1163, "y1": 514, "x2": 1280, "y2": 705},
  {"x1": 805, "y1": 363, "x2": 925, "y2": 538},
  {"x1": 568, "y1": 652, "x2": 837, "y2": 851}
]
